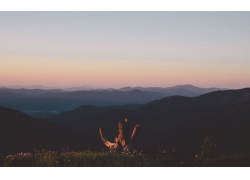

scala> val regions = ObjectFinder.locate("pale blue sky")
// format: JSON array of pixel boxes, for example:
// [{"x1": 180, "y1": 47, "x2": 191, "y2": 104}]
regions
[{"x1": 1, "y1": 12, "x2": 250, "y2": 88}]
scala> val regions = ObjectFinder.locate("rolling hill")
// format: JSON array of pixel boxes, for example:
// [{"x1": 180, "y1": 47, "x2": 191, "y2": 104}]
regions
[
  {"x1": 0, "y1": 106, "x2": 89, "y2": 157},
  {"x1": 47, "y1": 88, "x2": 250, "y2": 155}
]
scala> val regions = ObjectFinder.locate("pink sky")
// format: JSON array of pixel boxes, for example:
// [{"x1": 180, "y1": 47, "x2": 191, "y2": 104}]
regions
[{"x1": 1, "y1": 12, "x2": 250, "y2": 89}]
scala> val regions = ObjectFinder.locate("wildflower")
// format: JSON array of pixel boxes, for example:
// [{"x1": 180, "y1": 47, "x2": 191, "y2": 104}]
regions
[
  {"x1": 195, "y1": 154, "x2": 200, "y2": 159},
  {"x1": 6, "y1": 155, "x2": 14, "y2": 159}
]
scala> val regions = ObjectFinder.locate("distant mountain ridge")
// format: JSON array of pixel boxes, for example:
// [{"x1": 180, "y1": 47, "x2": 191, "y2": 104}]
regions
[
  {"x1": 118, "y1": 84, "x2": 227, "y2": 95},
  {"x1": 1, "y1": 84, "x2": 226, "y2": 92},
  {"x1": 1, "y1": 85, "x2": 60, "y2": 90},
  {"x1": 0, "y1": 84, "x2": 227, "y2": 118}
]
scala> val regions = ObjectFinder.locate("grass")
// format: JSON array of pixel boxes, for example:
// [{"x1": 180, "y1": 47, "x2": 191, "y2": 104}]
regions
[
  {"x1": 2, "y1": 150, "x2": 250, "y2": 167},
  {"x1": 2, "y1": 150, "x2": 161, "y2": 167}
]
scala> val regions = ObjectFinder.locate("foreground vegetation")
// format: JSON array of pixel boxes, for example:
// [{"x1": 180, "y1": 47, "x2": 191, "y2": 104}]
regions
[
  {"x1": 1, "y1": 137, "x2": 250, "y2": 167},
  {"x1": 1, "y1": 150, "x2": 159, "y2": 167},
  {"x1": 2, "y1": 150, "x2": 250, "y2": 167}
]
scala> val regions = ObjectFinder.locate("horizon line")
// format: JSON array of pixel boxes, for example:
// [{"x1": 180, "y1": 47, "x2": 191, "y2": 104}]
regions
[{"x1": 0, "y1": 84, "x2": 238, "y2": 90}]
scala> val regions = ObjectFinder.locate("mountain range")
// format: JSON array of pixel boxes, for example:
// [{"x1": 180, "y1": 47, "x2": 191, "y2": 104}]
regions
[{"x1": 0, "y1": 84, "x2": 226, "y2": 118}]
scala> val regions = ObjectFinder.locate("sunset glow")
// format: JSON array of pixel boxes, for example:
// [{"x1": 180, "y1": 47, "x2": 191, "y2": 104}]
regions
[{"x1": 1, "y1": 12, "x2": 250, "y2": 89}]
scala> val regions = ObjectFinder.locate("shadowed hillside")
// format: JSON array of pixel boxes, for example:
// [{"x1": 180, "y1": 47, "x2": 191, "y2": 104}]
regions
[
  {"x1": 131, "y1": 88, "x2": 250, "y2": 154},
  {"x1": 47, "y1": 104, "x2": 141, "y2": 123},
  {"x1": 0, "y1": 106, "x2": 90, "y2": 157},
  {"x1": 47, "y1": 107, "x2": 133, "y2": 148},
  {"x1": 47, "y1": 88, "x2": 250, "y2": 155}
]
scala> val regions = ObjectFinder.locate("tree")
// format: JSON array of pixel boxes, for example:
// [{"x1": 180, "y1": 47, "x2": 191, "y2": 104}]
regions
[{"x1": 200, "y1": 136, "x2": 219, "y2": 161}]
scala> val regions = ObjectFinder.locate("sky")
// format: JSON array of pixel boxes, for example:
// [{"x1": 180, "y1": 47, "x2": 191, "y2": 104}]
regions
[{"x1": 1, "y1": 11, "x2": 250, "y2": 89}]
